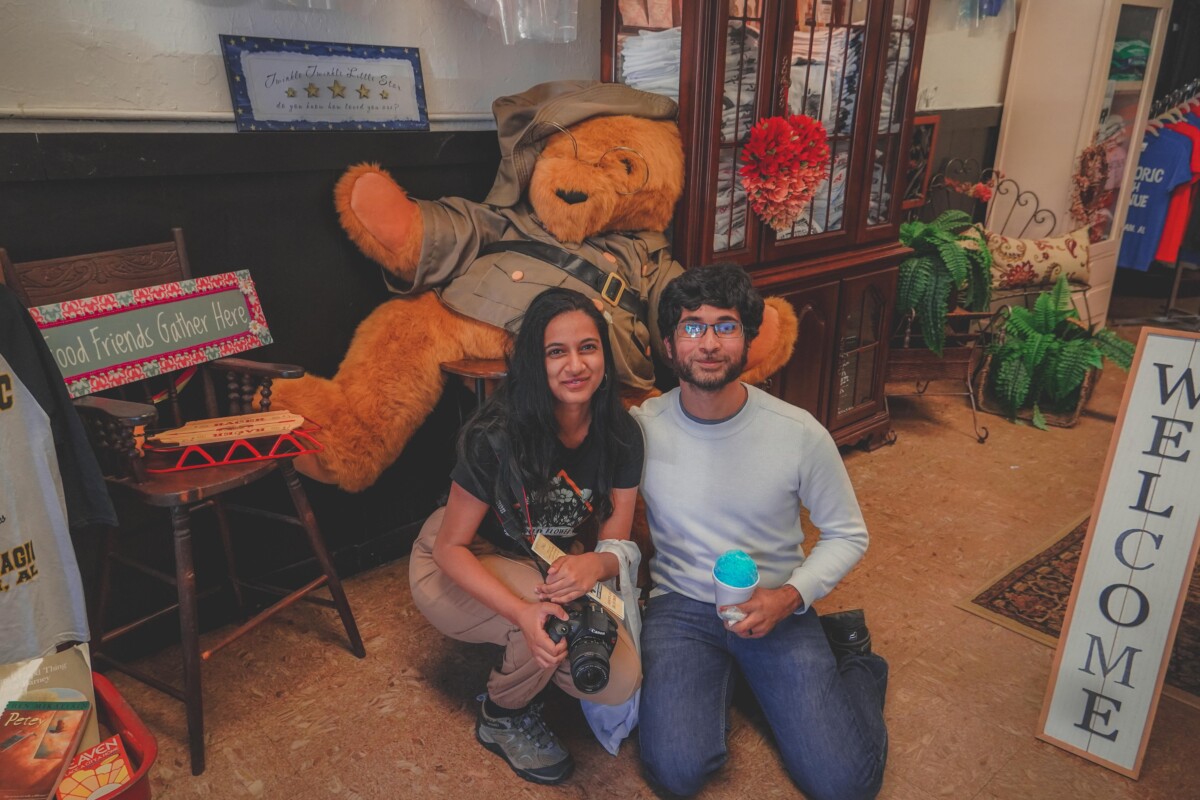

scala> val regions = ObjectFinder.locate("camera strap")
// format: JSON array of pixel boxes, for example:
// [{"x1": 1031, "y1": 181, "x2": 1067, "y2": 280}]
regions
[{"x1": 482, "y1": 428, "x2": 549, "y2": 578}]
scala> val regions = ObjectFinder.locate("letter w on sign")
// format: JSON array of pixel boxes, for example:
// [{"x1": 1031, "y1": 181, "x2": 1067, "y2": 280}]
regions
[{"x1": 1038, "y1": 328, "x2": 1200, "y2": 778}]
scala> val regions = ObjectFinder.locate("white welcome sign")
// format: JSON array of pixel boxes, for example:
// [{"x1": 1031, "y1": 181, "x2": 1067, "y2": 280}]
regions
[{"x1": 1038, "y1": 328, "x2": 1200, "y2": 777}]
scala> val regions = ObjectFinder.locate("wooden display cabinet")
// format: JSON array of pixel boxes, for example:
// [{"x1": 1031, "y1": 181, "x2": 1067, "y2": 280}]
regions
[{"x1": 601, "y1": 0, "x2": 930, "y2": 447}]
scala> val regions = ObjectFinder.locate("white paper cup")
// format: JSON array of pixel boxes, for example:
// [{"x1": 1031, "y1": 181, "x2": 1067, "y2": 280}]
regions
[{"x1": 713, "y1": 571, "x2": 759, "y2": 621}]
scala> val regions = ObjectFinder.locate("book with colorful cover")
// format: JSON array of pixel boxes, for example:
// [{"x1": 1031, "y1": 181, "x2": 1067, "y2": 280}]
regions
[
  {"x1": 55, "y1": 735, "x2": 133, "y2": 800},
  {"x1": 0, "y1": 644, "x2": 99, "y2": 751},
  {"x1": 0, "y1": 688, "x2": 91, "y2": 800}
]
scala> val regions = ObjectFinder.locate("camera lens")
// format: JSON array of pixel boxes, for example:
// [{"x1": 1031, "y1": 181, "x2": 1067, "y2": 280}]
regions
[{"x1": 570, "y1": 641, "x2": 611, "y2": 694}]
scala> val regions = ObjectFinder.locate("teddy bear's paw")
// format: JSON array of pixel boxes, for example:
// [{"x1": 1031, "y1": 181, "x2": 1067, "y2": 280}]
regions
[
  {"x1": 740, "y1": 296, "x2": 799, "y2": 386},
  {"x1": 335, "y1": 163, "x2": 424, "y2": 280}
]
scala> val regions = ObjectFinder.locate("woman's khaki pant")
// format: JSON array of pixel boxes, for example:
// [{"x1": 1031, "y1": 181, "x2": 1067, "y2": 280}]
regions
[{"x1": 409, "y1": 507, "x2": 641, "y2": 709}]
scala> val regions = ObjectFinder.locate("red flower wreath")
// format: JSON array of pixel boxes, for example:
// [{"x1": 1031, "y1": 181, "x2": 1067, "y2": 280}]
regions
[{"x1": 739, "y1": 115, "x2": 831, "y2": 233}]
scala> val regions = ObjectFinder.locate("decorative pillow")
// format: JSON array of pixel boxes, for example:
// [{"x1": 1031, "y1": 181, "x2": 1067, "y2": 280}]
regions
[{"x1": 984, "y1": 227, "x2": 1090, "y2": 290}]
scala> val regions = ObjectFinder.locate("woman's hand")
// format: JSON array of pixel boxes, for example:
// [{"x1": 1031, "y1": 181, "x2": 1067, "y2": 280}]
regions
[
  {"x1": 516, "y1": 601, "x2": 569, "y2": 669},
  {"x1": 536, "y1": 553, "x2": 611, "y2": 604}
]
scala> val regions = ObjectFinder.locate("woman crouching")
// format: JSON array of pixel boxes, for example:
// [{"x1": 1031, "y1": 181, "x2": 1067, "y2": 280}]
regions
[{"x1": 409, "y1": 287, "x2": 643, "y2": 785}]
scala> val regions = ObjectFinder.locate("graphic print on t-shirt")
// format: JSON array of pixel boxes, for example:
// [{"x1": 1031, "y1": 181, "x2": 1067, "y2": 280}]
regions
[{"x1": 527, "y1": 470, "x2": 593, "y2": 538}]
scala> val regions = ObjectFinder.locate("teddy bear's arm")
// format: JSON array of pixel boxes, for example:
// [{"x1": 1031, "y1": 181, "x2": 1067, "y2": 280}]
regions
[{"x1": 335, "y1": 163, "x2": 425, "y2": 281}]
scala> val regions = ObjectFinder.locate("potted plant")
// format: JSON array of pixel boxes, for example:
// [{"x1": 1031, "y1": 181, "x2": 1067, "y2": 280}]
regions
[
  {"x1": 894, "y1": 209, "x2": 993, "y2": 356},
  {"x1": 978, "y1": 274, "x2": 1134, "y2": 429}
]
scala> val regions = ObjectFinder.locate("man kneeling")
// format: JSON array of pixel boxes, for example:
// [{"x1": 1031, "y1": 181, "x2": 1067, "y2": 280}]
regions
[{"x1": 632, "y1": 264, "x2": 889, "y2": 800}]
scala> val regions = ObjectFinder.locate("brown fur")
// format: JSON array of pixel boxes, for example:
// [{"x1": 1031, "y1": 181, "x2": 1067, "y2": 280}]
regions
[
  {"x1": 271, "y1": 113, "x2": 797, "y2": 491},
  {"x1": 334, "y1": 163, "x2": 424, "y2": 277}
]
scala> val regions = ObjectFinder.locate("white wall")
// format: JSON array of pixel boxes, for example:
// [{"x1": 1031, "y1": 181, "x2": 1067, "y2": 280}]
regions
[
  {"x1": 917, "y1": 0, "x2": 1017, "y2": 110},
  {"x1": 0, "y1": 0, "x2": 600, "y2": 129}
]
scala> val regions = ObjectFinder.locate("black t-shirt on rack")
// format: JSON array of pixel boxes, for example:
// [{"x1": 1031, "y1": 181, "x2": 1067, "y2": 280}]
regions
[{"x1": 450, "y1": 419, "x2": 644, "y2": 555}]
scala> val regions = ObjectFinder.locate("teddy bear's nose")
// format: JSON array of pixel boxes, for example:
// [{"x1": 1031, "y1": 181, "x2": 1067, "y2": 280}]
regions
[{"x1": 555, "y1": 188, "x2": 589, "y2": 205}]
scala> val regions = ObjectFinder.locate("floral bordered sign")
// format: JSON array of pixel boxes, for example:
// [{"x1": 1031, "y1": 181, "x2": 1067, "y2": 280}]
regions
[{"x1": 30, "y1": 270, "x2": 273, "y2": 398}]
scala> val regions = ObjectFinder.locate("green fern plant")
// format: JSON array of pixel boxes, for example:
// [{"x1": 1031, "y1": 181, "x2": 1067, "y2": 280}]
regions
[
  {"x1": 987, "y1": 274, "x2": 1134, "y2": 429},
  {"x1": 896, "y1": 210, "x2": 993, "y2": 356}
]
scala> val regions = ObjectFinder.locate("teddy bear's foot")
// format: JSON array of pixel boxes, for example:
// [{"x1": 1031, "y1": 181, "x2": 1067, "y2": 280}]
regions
[{"x1": 292, "y1": 453, "x2": 340, "y2": 485}]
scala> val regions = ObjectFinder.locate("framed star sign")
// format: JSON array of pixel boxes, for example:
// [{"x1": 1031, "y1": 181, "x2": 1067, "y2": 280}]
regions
[{"x1": 219, "y1": 35, "x2": 429, "y2": 131}]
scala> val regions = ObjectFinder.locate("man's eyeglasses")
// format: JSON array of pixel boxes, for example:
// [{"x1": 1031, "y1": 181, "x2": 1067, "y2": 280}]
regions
[{"x1": 676, "y1": 320, "x2": 744, "y2": 339}]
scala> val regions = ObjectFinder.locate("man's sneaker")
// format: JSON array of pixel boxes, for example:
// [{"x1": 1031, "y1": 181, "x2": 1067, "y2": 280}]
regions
[
  {"x1": 475, "y1": 699, "x2": 574, "y2": 785},
  {"x1": 820, "y1": 609, "x2": 873, "y2": 658}
]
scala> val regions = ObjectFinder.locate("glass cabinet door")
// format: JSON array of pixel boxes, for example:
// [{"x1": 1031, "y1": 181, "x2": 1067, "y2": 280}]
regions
[
  {"x1": 770, "y1": 0, "x2": 871, "y2": 250},
  {"x1": 710, "y1": 0, "x2": 767, "y2": 261},
  {"x1": 830, "y1": 267, "x2": 894, "y2": 428},
  {"x1": 1087, "y1": 3, "x2": 1163, "y2": 244},
  {"x1": 860, "y1": 0, "x2": 921, "y2": 240},
  {"x1": 607, "y1": 1, "x2": 685, "y2": 102}
]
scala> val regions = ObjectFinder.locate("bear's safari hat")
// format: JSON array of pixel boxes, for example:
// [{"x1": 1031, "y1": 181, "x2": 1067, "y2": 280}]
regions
[{"x1": 484, "y1": 80, "x2": 678, "y2": 208}]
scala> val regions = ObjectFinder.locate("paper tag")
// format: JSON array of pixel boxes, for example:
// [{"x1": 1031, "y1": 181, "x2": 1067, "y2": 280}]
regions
[{"x1": 531, "y1": 534, "x2": 625, "y2": 621}]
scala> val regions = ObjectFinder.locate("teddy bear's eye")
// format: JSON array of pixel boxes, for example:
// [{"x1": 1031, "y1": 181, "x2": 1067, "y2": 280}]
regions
[{"x1": 620, "y1": 158, "x2": 634, "y2": 175}]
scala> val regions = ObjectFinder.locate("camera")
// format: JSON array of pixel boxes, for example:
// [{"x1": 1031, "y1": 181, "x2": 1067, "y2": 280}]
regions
[{"x1": 544, "y1": 596, "x2": 619, "y2": 694}]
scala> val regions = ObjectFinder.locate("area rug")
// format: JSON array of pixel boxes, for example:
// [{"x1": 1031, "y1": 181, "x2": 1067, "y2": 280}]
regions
[{"x1": 958, "y1": 512, "x2": 1200, "y2": 709}]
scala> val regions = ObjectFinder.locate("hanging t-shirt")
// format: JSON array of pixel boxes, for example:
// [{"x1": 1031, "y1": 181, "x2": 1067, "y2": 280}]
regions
[
  {"x1": 451, "y1": 422, "x2": 643, "y2": 555},
  {"x1": 1118, "y1": 129, "x2": 1193, "y2": 271},
  {"x1": 1, "y1": 284, "x2": 117, "y2": 665},
  {"x1": 1153, "y1": 118, "x2": 1200, "y2": 263}
]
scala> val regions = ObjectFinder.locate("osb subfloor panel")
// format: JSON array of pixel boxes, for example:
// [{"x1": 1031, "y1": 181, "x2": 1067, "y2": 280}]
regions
[{"x1": 109, "y1": 332, "x2": 1200, "y2": 799}]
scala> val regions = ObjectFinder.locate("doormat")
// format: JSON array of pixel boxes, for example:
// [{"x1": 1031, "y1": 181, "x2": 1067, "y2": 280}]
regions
[{"x1": 957, "y1": 512, "x2": 1200, "y2": 709}]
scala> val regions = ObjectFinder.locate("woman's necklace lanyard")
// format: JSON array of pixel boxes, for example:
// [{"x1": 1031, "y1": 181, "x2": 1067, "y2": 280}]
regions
[{"x1": 518, "y1": 484, "x2": 535, "y2": 545}]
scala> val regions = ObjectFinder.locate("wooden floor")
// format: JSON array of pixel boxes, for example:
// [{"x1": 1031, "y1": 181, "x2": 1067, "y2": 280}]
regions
[{"x1": 107, "y1": 323, "x2": 1200, "y2": 799}]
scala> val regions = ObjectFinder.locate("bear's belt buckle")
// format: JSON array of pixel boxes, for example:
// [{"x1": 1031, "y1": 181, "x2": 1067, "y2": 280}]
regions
[{"x1": 600, "y1": 273, "x2": 627, "y2": 308}]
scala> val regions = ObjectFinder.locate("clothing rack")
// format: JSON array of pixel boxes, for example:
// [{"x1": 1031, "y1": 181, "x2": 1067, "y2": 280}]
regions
[{"x1": 1113, "y1": 77, "x2": 1200, "y2": 329}]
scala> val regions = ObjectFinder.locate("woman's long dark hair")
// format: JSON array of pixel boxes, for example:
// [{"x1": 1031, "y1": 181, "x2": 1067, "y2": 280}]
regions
[{"x1": 458, "y1": 287, "x2": 636, "y2": 522}]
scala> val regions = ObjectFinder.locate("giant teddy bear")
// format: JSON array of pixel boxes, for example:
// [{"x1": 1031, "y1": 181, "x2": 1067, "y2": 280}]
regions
[{"x1": 273, "y1": 81, "x2": 798, "y2": 492}]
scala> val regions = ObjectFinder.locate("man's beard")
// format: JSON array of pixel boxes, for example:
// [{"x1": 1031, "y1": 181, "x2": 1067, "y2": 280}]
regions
[{"x1": 670, "y1": 344, "x2": 749, "y2": 391}]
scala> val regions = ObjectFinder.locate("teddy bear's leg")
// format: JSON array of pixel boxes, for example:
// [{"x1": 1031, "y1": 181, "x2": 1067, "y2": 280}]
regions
[{"x1": 271, "y1": 293, "x2": 509, "y2": 492}]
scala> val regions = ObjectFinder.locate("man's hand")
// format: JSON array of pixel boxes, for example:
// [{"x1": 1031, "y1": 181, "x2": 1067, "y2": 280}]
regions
[{"x1": 726, "y1": 585, "x2": 804, "y2": 639}]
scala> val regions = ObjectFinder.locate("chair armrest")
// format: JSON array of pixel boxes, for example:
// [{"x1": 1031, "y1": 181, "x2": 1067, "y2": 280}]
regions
[
  {"x1": 211, "y1": 357, "x2": 304, "y2": 380},
  {"x1": 73, "y1": 396, "x2": 156, "y2": 483},
  {"x1": 74, "y1": 395, "x2": 158, "y2": 427}
]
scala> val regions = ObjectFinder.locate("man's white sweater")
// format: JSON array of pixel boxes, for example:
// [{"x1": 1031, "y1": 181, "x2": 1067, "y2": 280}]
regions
[{"x1": 631, "y1": 384, "x2": 868, "y2": 611}]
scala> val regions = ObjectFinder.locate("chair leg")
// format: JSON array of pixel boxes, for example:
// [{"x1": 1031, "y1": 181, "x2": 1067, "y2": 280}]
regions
[
  {"x1": 212, "y1": 499, "x2": 248, "y2": 620},
  {"x1": 171, "y1": 506, "x2": 206, "y2": 776},
  {"x1": 278, "y1": 461, "x2": 366, "y2": 659},
  {"x1": 965, "y1": 360, "x2": 990, "y2": 444},
  {"x1": 89, "y1": 526, "x2": 120, "y2": 655}
]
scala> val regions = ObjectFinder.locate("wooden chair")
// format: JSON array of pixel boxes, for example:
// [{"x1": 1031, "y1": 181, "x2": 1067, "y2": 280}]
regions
[
  {"x1": 440, "y1": 358, "x2": 508, "y2": 408},
  {"x1": 0, "y1": 230, "x2": 365, "y2": 775}
]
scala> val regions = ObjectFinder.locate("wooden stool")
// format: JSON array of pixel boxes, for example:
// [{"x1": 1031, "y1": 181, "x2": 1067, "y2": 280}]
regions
[{"x1": 440, "y1": 358, "x2": 508, "y2": 407}]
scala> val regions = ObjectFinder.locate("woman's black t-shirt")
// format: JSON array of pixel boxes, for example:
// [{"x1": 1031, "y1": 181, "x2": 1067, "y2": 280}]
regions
[{"x1": 450, "y1": 418, "x2": 644, "y2": 555}]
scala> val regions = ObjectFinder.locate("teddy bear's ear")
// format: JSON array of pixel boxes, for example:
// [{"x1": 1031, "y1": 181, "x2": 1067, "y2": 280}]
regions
[{"x1": 739, "y1": 296, "x2": 799, "y2": 386}]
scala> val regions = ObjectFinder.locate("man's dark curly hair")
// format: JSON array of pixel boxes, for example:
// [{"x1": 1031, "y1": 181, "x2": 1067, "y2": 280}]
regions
[{"x1": 656, "y1": 263, "x2": 764, "y2": 343}]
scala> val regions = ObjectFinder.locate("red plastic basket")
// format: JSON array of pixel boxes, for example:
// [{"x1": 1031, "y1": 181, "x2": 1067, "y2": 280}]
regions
[{"x1": 91, "y1": 672, "x2": 156, "y2": 800}]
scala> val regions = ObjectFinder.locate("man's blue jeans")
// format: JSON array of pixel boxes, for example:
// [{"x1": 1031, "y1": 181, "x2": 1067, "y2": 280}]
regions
[{"x1": 639, "y1": 592, "x2": 889, "y2": 799}]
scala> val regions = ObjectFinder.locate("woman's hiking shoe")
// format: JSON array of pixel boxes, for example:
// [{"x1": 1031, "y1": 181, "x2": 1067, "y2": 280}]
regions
[{"x1": 475, "y1": 699, "x2": 574, "y2": 785}]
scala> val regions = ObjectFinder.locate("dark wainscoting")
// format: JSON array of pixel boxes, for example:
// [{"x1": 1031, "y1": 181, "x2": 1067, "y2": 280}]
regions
[
  {"x1": 924, "y1": 105, "x2": 1003, "y2": 179},
  {"x1": 1, "y1": 130, "x2": 499, "y2": 653}
]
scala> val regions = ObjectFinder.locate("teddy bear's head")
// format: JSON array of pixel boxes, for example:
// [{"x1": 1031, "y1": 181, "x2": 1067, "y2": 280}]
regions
[
  {"x1": 528, "y1": 115, "x2": 684, "y2": 245},
  {"x1": 484, "y1": 81, "x2": 683, "y2": 245}
]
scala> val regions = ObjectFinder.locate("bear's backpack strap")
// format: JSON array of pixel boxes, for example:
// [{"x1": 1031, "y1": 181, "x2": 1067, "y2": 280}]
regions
[{"x1": 479, "y1": 240, "x2": 648, "y2": 319}]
